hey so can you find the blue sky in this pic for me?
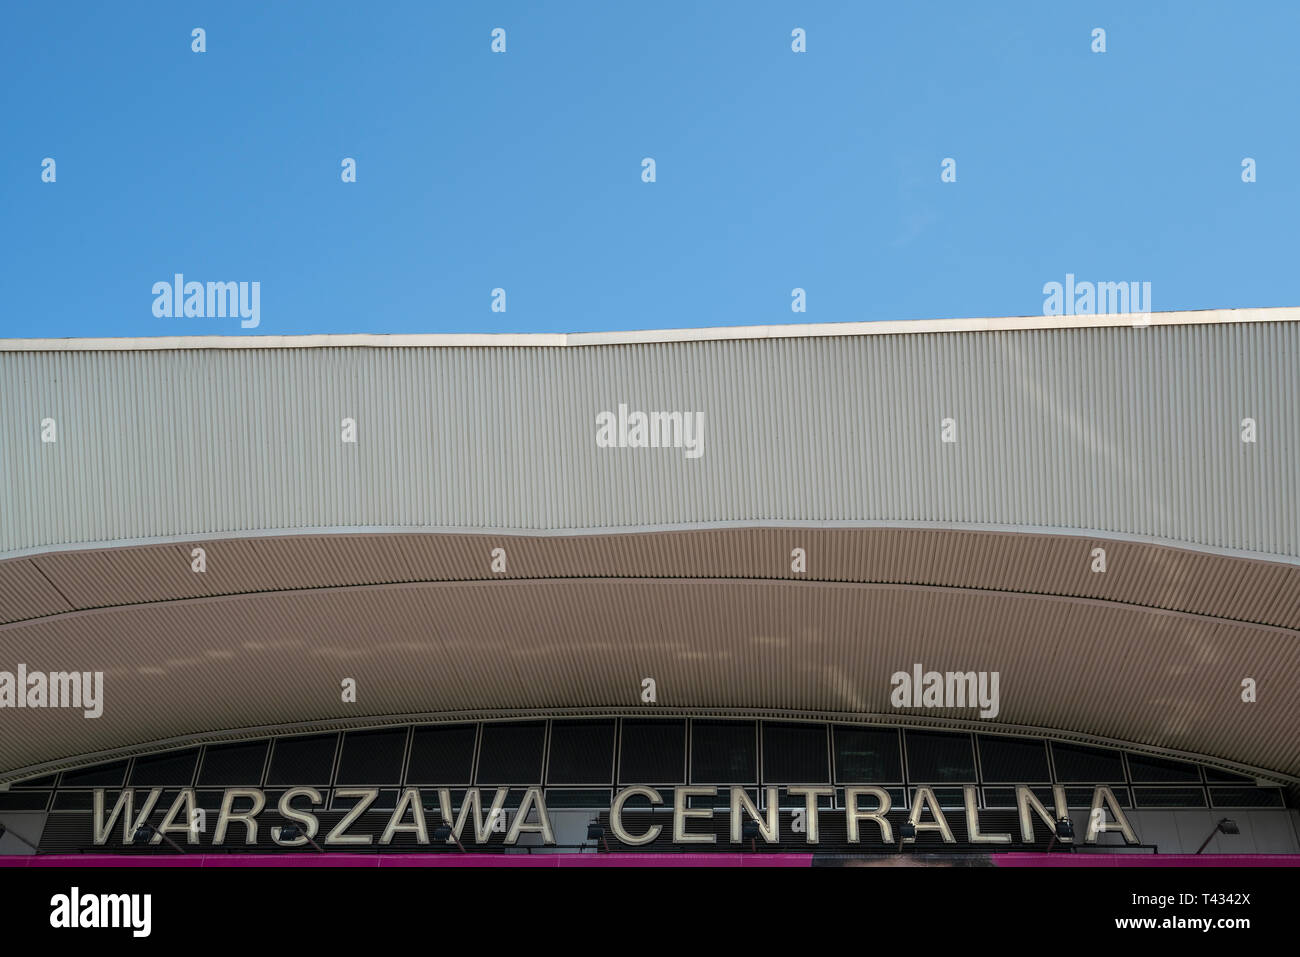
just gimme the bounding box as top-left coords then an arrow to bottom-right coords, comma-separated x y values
2,1 -> 1297,338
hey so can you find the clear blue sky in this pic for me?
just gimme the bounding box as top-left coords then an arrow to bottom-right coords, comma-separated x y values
3,1 -> 1296,338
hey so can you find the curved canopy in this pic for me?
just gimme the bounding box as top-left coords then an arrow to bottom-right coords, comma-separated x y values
1,527 -> 1295,784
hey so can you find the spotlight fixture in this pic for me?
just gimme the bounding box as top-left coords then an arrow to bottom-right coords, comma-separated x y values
1196,818 -> 1240,855
433,824 -> 466,853
741,820 -> 760,853
897,822 -> 917,854
132,822 -> 185,854
1046,816 -> 1074,853
275,823 -> 324,852
586,821 -> 610,853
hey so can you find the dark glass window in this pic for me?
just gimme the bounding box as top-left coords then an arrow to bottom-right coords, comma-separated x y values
454,788 -> 529,810
128,748 -> 199,786
776,788 -> 835,810
1210,787 -> 1284,808
978,737 -> 1050,782
476,722 -> 545,784
546,721 -> 615,785
1066,786 -> 1130,808
911,786 -> 969,810
265,734 -> 338,786
833,727 -> 902,782
762,723 -> 829,783
406,725 -> 477,784
212,789 -> 265,815
197,790 -> 238,813
1126,754 -> 1199,783
52,791 -> 106,811
1133,787 -> 1206,808
60,760 -> 128,788
336,729 -> 407,785
0,792 -> 49,811
904,731 -> 975,782
1050,743 -> 1124,782
198,741 -> 269,786
197,788 -> 289,813
688,787 -> 757,809
545,789 -> 612,809
1203,766 -> 1255,784
420,789 -> 469,813
329,788 -> 401,812
690,720 -> 757,783
619,720 -> 686,783
983,786 -> 1056,809
11,774 -> 56,789
838,786 -> 906,813
612,787 -> 672,811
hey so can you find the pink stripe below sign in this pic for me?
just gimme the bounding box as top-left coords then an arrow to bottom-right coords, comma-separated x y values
994,853 -> 1300,867
5,853 -> 1297,867
0,853 -> 814,868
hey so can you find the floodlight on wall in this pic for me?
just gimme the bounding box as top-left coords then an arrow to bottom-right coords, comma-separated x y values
897,822 -> 917,853
1046,816 -> 1074,853
586,821 -> 610,853
433,824 -> 466,853
741,820 -> 760,853
1196,818 -> 1240,855
275,823 -> 324,853
131,822 -> 185,854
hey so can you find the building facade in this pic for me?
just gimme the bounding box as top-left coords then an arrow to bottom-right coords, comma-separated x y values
1,308 -> 1297,855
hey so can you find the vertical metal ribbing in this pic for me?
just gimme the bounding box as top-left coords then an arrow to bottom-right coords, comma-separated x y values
1,321 -> 1296,559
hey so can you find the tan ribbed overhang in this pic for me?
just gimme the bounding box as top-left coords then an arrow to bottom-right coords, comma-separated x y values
1,528 -> 1296,784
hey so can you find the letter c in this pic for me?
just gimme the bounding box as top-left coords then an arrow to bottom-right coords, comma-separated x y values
609,786 -> 663,845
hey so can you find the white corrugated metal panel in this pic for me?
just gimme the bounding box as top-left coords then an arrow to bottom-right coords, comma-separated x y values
0,578 -> 1295,782
1,321 -> 1297,557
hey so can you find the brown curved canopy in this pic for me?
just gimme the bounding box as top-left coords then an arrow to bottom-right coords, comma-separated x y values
1,526 -> 1296,786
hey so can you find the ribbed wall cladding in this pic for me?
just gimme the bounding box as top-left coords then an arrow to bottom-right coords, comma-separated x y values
1,578 -> 1297,781
2,528 -> 1298,629
1,321 -> 1297,558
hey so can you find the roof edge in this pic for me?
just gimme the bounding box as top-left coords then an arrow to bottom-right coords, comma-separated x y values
2,307 -> 1298,351
3,519 -> 1298,567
